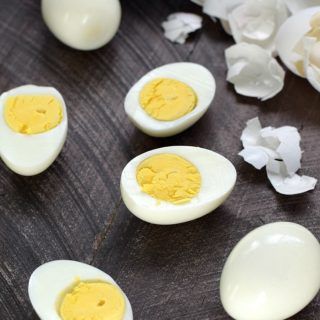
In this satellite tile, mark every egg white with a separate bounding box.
[28,260,133,320]
[0,85,68,176]
[276,6,320,76]
[124,63,216,137]
[42,0,121,51]
[220,222,320,320]
[121,146,236,225]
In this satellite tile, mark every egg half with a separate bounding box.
[124,63,216,137]
[28,260,133,320]
[121,146,236,225]
[220,222,320,320]
[0,85,68,176]
[42,0,121,50]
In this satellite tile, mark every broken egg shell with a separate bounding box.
[225,43,285,100]
[276,6,320,76]
[266,158,317,195]
[162,12,202,44]
[284,0,320,14]
[228,0,289,55]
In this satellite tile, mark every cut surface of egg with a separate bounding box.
[121,146,236,225]
[42,0,121,50]
[276,6,320,76]
[0,85,68,176]
[124,63,216,137]
[220,222,320,320]
[28,260,133,320]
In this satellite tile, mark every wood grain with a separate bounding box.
[0,0,320,319]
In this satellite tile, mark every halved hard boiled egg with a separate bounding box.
[28,260,133,320]
[0,85,68,176]
[121,146,236,225]
[124,63,216,137]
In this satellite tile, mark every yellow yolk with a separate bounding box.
[139,78,197,121]
[136,153,201,204]
[60,282,125,320]
[4,95,63,134]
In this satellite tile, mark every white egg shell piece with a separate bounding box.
[41,0,121,50]
[28,260,133,320]
[0,85,67,176]
[284,0,320,14]
[220,222,320,320]
[124,63,216,137]
[276,6,320,76]
[121,146,237,225]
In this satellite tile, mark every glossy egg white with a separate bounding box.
[121,146,236,225]
[42,0,121,50]
[0,85,68,176]
[28,260,133,320]
[124,63,216,137]
[220,222,320,320]
[276,6,320,76]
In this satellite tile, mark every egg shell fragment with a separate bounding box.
[28,260,133,320]
[0,85,68,176]
[41,0,121,50]
[121,146,237,225]
[284,0,320,14]
[162,12,202,44]
[276,6,320,76]
[220,222,320,320]
[124,63,216,137]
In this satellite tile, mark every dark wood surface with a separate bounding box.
[0,0,320,319]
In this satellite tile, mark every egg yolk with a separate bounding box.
[139,78,197,121]
[136,153,201,204]
[4,95,63,134]
[59,282,125,320]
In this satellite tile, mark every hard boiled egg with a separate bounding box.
[42,0,121,50]
[124,63,216,137]
[0,85,68,176]
[29,260,133,320]
[121,146,236,225]
[220,222,320,320]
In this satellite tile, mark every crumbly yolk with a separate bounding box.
[60,282,125,320]
[139,78,197,121]
[136,153,201,204]
[4,95,63,134]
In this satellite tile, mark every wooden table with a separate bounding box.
[1,0,319,319]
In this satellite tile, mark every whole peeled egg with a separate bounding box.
[220,222,320,320]
[29,260,133,320]
[121,146,236,225]
[0,85,68,176]
[42,0,121,50]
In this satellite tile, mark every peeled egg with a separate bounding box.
[220,222,320,320]
[42,0,121,50]
[0,85,68,176]
[121,146,236,225]
[28,260,133,320]
[276,6,320,76]
[124,63,216,137]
